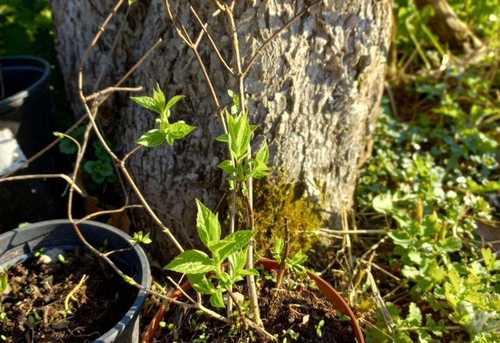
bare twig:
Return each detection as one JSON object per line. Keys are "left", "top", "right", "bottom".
{"left": 79, "top": 204, "right": 143, "bottom": 221}
{"left": 0, "top": 174, "right": 84, "bottom": 195}
{"left": 190, "top": 6, "right": 233, "bottom": 74}
{"left": 167, "top": 276, "right": 197, "bottom": 304}
{"left": 85, "top": 86, "right": 143, "bottom": 101}
{"left": 320, "top": 228, "right": 388, "bottom": 235}
{"left": 64, "top": 274, "right": 88, "bottom": 314}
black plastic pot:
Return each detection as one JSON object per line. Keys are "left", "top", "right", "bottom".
{"left": 0, "top": 56, "right": 54, "bottom": 166}
{"left": 0, "top": 220, "right": 152, "bottom": 343}
{"left": 0, "top": 56, "right": 63, "bottom": 232}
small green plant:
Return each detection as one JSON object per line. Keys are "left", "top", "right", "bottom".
{"left": 58, "top": 127, "right": 117, "bottom": 185}
{"left": 83, "top": 143, "right": 116, "bottom": 185}
{"left": 130, "top": 231, "right": 152, "bottom": 245}
{"left": 271, "top": 238, "right": 308, "bottom": 274}
{"left": 166, "top": 200, "right": 254, "bottom": 308}
{"left": 143, "top": 88, "right": 270, "bottom": 316}
{"left": 131, "top": 85, "right": 195, "bottom": 147}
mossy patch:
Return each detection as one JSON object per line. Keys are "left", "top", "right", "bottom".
{"left": 251, "top": 176, "right": 324, "bottom": 257}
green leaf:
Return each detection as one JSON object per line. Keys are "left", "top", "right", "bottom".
{"left": 251, "top": 141, "right": 270, "bottom": 179}
{"left": 165, "top": 95, "right": 185, "bottom": 110}
{"left": 208, "top": 230, "right": 253, "bottom": 261}
{"left": 210, "top": 289, "right": 225, "bottom": 308}
{"left": 402, "top": 265, "right": 420, "bottom": 279}
{"left": 255, "top": 141, "right": 269, "bottom": 164}
{"left": 215, "top": 134, "right": 229, "bottom": 143}
{"left": 408, "top": 250, "right": 423, "bottom": 265}
{"left": 372, "top": 193, "right": 393, "bottom": 214}
{"left": 137, "top": 129, "right": 165, "bottom": 147}
{"left": 481, "top": 248, "right": 497, "bottom": 271}
{"left": 152, "top": 84, "right": 166, "bottom": 112}
{"left": 388, "top": 231, "right": 411, "bottom": 248}
{"left": 440, "top": 237, "right": 462, "bottom": 252}
{"left": 218, "top": 160, "right": 236, "bottom": 175}
{"left": 406, "top": 303, "right": 422, "bottom": 326}
{"left": 165, "top": 250, "right": 215, "bottom": 274}
{"left": 228, "top": 248, "right": 248, "bottom": 276}
{"left": 195, "top": 199, "right": 221, "bottom": 247}
{"left": 226, "top": 112, "right": 253, "bottom": 161}
{"left": 187, "top": 273, "right": 215, "bottom": 295}
{"left": 467, "top": 180, "right": 500, "bottom": 193}
{"left": 164, "top": 121, "right": 196, "bottom": 145}
{"left": 272, "top": 238, "right": 284, "bottom": 261}
{"left": 131, "top": 96, "right": 163, "bottom": 114}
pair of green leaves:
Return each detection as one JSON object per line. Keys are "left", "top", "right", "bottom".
{"left": 131, "top": 85, "right": 195, "bottom": 147}
{"left": 165, "top": 200, "right": 253, "bottom": 308}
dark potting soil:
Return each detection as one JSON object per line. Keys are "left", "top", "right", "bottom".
{"left": 0, "top": 249, "right": 136, "bottom": 342}
{"left": 156, "top": 281, "right": 355, "bottom": 342}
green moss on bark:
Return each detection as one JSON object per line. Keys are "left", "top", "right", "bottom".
{"left": 252, "top": 176, "right": 324, "bottom": 257}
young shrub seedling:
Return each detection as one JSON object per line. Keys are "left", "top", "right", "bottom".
{"left": 166, "top": 200, "right": 254, "bottom": 309}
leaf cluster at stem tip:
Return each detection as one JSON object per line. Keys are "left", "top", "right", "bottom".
{"left": 216, "top": 90, "right": 270, "bottom": 188}
{"left": 131, "top": 84, "right": 196, "bottom": 147}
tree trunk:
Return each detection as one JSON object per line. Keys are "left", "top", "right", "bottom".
{"left": 50, "top": 0, "right": 391, "bottom": 260}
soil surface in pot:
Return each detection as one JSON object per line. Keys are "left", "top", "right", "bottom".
{"left": 153, "top": 280, "right": 355, "bottom": 342}
{"left": 0, "top": 248, "right": 136, "bottom": 342}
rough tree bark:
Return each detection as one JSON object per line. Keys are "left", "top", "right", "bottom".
{"left": 50, "top": 0, "right": 391, "bottom": 259}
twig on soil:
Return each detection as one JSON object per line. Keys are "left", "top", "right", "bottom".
{"left": 64, "top": 274, "right": 88, "bottom": 314}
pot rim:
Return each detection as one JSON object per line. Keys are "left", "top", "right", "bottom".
{"left": 0, "top": 219, "right": 151, "bottom": 342}
{"left": 142, "top": 257, "right": 364, "bottom": 343}
{"left": 0, "top": 55, "right": 51, "bottom": 108}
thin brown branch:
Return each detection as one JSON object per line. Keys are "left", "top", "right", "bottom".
{"left": 190, "top": 6, "right": 233, "bottom": 75}
{"left": 119, "top": 152, "right": 185, "bottom": 253}
{"left": 164, "top": 0, "right": 221, "bottom": 109}
{"left": 85, "top": 86, "right": 143, "bottom": 101}
{"left": 0, "top": 174, "right": 84, "bottom": 195}
{"left": 79, "top": 204, "right": 143, "bottom": 221}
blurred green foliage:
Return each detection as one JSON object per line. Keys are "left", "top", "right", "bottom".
{"left": 0, "top": 0, "right": 54, "bottom": 59}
